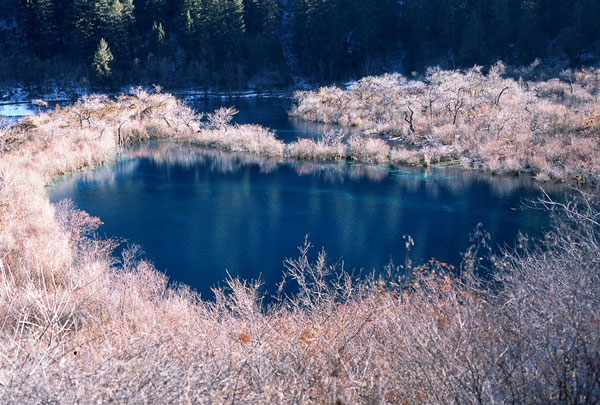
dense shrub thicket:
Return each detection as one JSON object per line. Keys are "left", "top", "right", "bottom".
{"left": 0, "top": 91, "right": 599, "bottom": 402}
{"left": 291, "top": 65, "right": 600, "bottom": 183}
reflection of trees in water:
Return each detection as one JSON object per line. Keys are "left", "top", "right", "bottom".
{"left": 292, "top": 161, "right": 346, "bottom": 182}
{"left": 125, "top": 141, "right": 282, "bottom": 174}
{"left": 349, "top": 165, "right": 389, "bottom": 182}
{"left": 290, "top": 161, "right": 388, "bottom": 183}
{"left": 128, "top": 141, "right": 392, "bottom": 183}
{"left": 50, "top": 158, "right": 140, "bottom": 191}
{"left": 47, "top": 140, "right": 567, "bottom": 283}
{"left": 123, "top": 140, "right": 562, "bottom": 201}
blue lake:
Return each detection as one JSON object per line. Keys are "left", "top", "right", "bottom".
{"left": 48, "top": 98, "right": 564, "bottom": 298}
{"left": 188, "top": 97, "right": 361, "bottom": 141}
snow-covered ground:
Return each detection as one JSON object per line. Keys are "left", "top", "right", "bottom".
{"left": 0, "top": 103, "right": 34, "bottom": 117}
{"left": 1, "top": 84, "right": 290, "bottom": 104}
{"left": 0, "top": 84, "right": 85, "bottom": 104}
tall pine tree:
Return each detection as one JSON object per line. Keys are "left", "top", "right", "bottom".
{"left": 18, "top": 0, "right": 59, "bottom": 58}
{"left": 92, "top": 37, "right": 114, "bottom": 81}
{"left": 243, "top": 0, "right": 282, "bottom": 75}
{"left": 518, "top": 0, "right": 541, "bottom": 63}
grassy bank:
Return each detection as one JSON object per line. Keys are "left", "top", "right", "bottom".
{"left": 291, "top": 65, "right": 600, "bottom": 183}
{"left": 0, "top": 89, "right": 599, "bottom": 402}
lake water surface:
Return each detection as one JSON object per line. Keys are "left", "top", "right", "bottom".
{"left": 48, "top": 98, "right": 564, "bottom": 298}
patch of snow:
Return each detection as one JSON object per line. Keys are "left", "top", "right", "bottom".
{"left": 0, "top": 103, "right": 34, "bottom": 117}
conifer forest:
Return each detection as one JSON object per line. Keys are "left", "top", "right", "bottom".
{"left": 1, "top": 0, "right": 599, "bottom": 87}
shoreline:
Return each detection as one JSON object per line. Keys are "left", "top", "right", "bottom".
{"left": 3, "top": 99, "right": 591, "bottom": 187}
{"left": 1, "top": 88, "right": 599, "bottom": 402}
{"left": 2, "top": 84, "right": 597, "bottom": 185}
{"left": 290, "top": 67, "right": 600, "bottom": 185}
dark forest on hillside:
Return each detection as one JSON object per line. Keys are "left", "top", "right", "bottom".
{"left": 0, "top": 0, "right": 599, "bottom": 88}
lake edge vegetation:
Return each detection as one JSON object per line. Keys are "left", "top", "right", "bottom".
{"left": 291, "top": 64, "right": 600, "bottom": 184}
{"left": 0, "top": 88, "right": 599, "bottom": 402}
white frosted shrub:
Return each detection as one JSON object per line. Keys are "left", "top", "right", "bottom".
{"left": 292, "top": 65, "right": 600, "bottom": 182}
{"left": 348, "top": 137, "right": 390, "bottom": 163}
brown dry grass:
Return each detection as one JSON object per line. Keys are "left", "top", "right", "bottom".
{"left": 0, "top": 88, "right": 599, "bottom": 403}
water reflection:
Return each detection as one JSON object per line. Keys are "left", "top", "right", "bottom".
{"left": 123, "top": 141, "right": 563, "bottom": 199}
{"left": 188, "top": 97, "right": 361, "bottom": 142}
{"left": 48, "top": 141, "right": 564, "bottom": 298}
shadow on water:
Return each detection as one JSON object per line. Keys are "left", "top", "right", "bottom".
{"left": 48, "top": 141, "right": 566, "bottom": 299}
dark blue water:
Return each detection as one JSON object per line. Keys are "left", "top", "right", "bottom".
{"left": 188, "top": 97, "right": 360, "bottom": 142}
{"left": 48, "top": 136, "right": 563, "bottom": 299}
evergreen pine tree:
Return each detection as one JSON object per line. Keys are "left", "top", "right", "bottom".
{"left": 402, "top": 0, "right": 429, "bottom": 70}
{"left": 216, "top": 0, "right": 245, "bottom": 51}
{"left": 92, "top": 38, "right": 114, "bottom": 81}
{"left": 202, "top": 0, "right": 245, "bottom": 70}
{"left": 72, "top": 0, "right": 134, "bottom": 63}
{"left": 243, "top": 0, "right": 282, "bottom": 74}
{"left": 590, "top": 0, "right": 600, "bottom": 45}
{"left": 177, "top": 0, "right": 202, "bottom": 55}
{"left": 243, "top": 0, "right": 278, "bottom": 38}
{"left": 72, "top": 0, "right": 103, "bottom": 54}
{"left": 140, "top": 0, "right": 167, "bottom": 30}
{"left": 438, "top": 0, "right": 461, "bottom": 62}
{"left": 105, "top": 0, "right": 135, "bottom": 66}
{"left": 17, "top": 0, "right": 37, "bottom": 46}
{"left": 518, "top": 0, "right": 541, "bottom": 63}
{"left": 490, "top": 0, "right": 514, "bottom": 61}
{"left": 149, "top": 21, "right": 166, "bottom": 57}
{"left": 569, "top": 0, "right": 584, "bottom": 59}
{"left": 5, "top": 0, "right": 599, "bottom": 86}
{"left": 18, "top": 0, "right": 59, "bottom": 58}
{"left": 459, "top": 1, "right": 486, "bottom": 66}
